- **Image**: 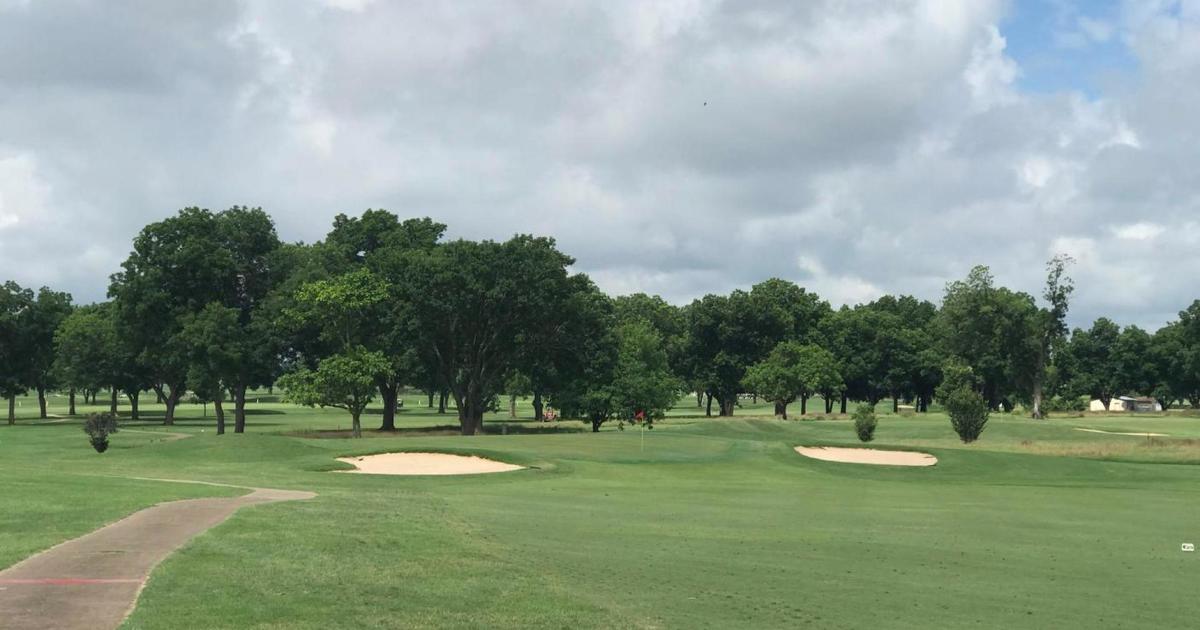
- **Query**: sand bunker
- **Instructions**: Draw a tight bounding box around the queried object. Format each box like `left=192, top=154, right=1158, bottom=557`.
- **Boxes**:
left=794, top=446, right=937, bottom=467
left=1074, top=428, right=1168, bottom=437
left=336, top=452, right=524, bottom=475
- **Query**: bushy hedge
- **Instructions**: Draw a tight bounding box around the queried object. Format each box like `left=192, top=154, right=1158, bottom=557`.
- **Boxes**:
left=852, top=403, right=877, bottom=442
left=83, top=412, right=118, bottom=453
left=943, top=387, right=989, bottom=443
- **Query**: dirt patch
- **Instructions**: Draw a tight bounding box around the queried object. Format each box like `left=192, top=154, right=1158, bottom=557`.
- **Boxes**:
left=336, top=452, right=524, bottom=475
left=1074, top=428, right=1168, bottom=437
left=794, top=445, right=937, bottom=467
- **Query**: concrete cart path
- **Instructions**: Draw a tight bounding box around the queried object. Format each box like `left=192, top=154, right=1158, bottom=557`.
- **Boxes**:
left=0, top=486, right=316, bottom=630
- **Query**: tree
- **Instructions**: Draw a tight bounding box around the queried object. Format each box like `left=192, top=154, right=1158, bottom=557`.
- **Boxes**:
left=938, top=265, right=1039, bottom=410
left=1063, top=318, right=1122, bottom=409
left=1148, top=322, right=1194, bottom=410
left=279, top=348, right=390, bottom=438
left=328, top=211, right=446, bottom=429
left=25, top=288, right=73, bottom=418
left=109, top=208, right=235, bottom=425
left=1030, top=255, right=1074, bottom=419
left=609, top=321, right=681, bottom=426
left=559, top=321, right=681, bottom=432
left=54, top=303, right=121, bottom=416
left=0, top=281, right=34, bottom=424
left=743, top=342, right=841, bottom=419
left=1113, top=325, right=1155, bottom=398
left=178, top=304, right=242, bottom=434
left=393, top=235, right=586, bottom=435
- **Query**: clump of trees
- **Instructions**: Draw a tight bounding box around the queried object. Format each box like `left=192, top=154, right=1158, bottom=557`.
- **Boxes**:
left=7, top=205, right=1200, bottom=440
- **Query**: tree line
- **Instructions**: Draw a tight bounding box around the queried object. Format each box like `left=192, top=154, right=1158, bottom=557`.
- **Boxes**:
left=2, top=208, right=1199, bottom=435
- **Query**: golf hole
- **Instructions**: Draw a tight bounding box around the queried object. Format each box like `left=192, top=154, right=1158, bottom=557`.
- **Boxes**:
left=335, top=452, right=524, bottom=475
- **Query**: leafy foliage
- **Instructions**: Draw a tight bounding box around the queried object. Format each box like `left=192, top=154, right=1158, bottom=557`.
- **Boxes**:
left=82, top=412, right=119, bottom=453
left=278, top=347, right=390, bottom=438
left=852, top=403, right=877, bottom=442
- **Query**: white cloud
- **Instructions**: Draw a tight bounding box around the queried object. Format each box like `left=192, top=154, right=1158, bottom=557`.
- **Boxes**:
left=1111, top=222, right=1165, bottom=241
left=0, top=0, right=1196, bottom=329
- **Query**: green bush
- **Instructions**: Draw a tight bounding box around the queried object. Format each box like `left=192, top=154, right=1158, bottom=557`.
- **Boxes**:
left=943, top=387, right=989, bottom=443
left=83, top=412, right=119, bottom=453
left=852, top=403, right=877, bottom=442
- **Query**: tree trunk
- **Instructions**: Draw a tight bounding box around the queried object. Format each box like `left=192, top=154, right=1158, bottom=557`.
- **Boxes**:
left=378, top=381, right=398, bottom=431
left=68, top=388, right=76, bottom=416
left=162, top=383, right=184, bottom=426
left=705, top=392, right=713, bottom=417
left=37, top=386, right=47, bottom=419
left=719, top=396, right=735, bottom=416
left=696, top=391, right=703, bottom=407
left=351, top=411, right=362, bottom=439
left=1031, top=379, right=1044, bottom=420
left=801, top=395, right=808, bottom=416
left=438, top=390, right=447, bottom=414
left=155, top=386, right=165, bottom=404
left=233, top=384, right=247, bottom=433
left=840, top=393, right=848, bottom=414
left=6, top=395, right=14, bottom=425
left=592, top=418, right=603, bottom=432
left=752, top=393, right=758, bottom=404
left=892, top=396, right=899, bottom=414
left=532, top=390, right=544, bottom=421
left=780, top=402, right=789, bottom=421
left=427, top=390, right=434, bottom=408
left=825, top=396, right=833, bottom=414
left=128, top=391, right=140, bottom=421
left=214, top=396, right=226, bottom=435
left=509, top=394, right=517, bottom=419
left=110, top=388, right=118, bottom=414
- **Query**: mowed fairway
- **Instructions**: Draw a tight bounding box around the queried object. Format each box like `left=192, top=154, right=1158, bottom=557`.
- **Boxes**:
left=3, top=395, right=1200, bottom=628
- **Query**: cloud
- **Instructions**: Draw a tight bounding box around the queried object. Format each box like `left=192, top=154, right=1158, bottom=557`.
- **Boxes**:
left=0, top=0, right=1196, bottom=330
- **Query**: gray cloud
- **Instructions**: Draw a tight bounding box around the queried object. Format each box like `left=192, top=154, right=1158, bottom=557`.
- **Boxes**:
left=0, top=0, right=1196, bottom=331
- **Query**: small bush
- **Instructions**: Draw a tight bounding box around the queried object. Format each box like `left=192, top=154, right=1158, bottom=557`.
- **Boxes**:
left=852, top=403, right=877, bottom=442
left=83, top=412, right=119, bottom=453
left=943, top=387, right=989, bottom=443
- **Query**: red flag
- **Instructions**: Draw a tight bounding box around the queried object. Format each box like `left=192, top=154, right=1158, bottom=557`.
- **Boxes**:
left=635, top=410, right=645, bottom=421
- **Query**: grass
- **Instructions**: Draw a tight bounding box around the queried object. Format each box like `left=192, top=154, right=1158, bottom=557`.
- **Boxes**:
left=3, top=393, right=1200, bottom=628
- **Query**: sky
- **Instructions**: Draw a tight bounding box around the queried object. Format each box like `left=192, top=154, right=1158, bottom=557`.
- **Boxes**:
left=1, top=0, right=1197, bottom=331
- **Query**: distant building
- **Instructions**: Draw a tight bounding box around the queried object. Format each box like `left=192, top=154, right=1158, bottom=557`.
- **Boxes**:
left=1088, top=396, right=1162, bottom=413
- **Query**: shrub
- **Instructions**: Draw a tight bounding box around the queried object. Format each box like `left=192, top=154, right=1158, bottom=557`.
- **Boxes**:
left=943, top=387, right=989, bottom=443
left=83, top=412, right=119, bottom=453
left=852, top=403, right=877, bottom=442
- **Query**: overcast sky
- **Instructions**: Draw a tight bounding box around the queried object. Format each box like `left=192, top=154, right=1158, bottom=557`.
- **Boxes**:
left=1, top=0, right=1196, bottom=330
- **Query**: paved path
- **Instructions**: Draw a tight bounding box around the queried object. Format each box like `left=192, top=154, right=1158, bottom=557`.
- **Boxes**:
left=0, top=485, right=315, bottom=630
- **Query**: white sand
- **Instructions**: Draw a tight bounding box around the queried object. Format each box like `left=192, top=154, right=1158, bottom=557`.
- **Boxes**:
left=794, top=446, right=937, bottom=467
left=1074, top=428, right=1167, bottom=437
left=336, top=452, right=524, bottom=475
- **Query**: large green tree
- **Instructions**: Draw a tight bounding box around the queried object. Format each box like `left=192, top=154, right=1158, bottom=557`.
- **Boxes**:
left=25, top=287, right=73, bottom=418
left=393, top=235, right=586, bottom=435
left=937, top=265, right=1039, bottom=410
left=0, top=281, right=34, bottom=423
left=1063, top=318, right=1122, bottom=409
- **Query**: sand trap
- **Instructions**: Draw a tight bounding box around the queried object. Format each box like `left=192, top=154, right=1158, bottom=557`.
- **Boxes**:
left=1074, top=428, right=1168, bottom=437
left=794, top=446, right=937, bottom=467
left=336, top=452, right=524, bottom=475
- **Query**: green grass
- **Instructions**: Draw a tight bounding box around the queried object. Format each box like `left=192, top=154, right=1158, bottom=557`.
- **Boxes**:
left=3, top=394, right=1200, bottom=628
